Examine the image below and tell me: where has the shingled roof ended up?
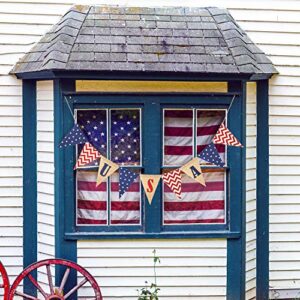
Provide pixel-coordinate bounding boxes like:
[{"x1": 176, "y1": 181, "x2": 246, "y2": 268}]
[{"x1": 11, "y1": 5, "x2": 277, "y2": 78}]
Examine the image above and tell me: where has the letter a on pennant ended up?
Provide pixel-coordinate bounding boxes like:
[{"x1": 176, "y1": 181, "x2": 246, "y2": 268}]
[
  {"x1": 180, "y1": 157, "x2": 206, "y2": 186},
  {"x1": 96, "y1": 156, "x2": 119, "y2": 186},
  {"x1": 140, "y1": 174, "x2": 161, "y2": 205}
]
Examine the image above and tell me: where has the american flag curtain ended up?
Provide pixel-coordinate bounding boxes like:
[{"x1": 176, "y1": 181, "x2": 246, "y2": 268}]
[
  {"x1": 76, "y1": 109, "x2": 141, "y2": 226},
  {"x1": 76, "y1": 108, "x2": 226, "y2": 226},
  {"x1": 77, "y1": 171, "x2": 141, "y2": 225},
  {"x1": 164, "y1": 109, "x2": 225, "y2": 166},
  {"x1": 163, "y1": 109, "x2": 226, "y2": 225},
  {"x1": 77, "y1": 171, "x2": 108, "y2": 225},
  {"x1": 163, "y1": 170, "x2": 225, "y2": 224}
]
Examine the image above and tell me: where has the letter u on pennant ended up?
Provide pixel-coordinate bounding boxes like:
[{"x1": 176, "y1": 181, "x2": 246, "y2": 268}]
[{"x1": 96, "y1": 156, "x2": 119, "y2": 186}]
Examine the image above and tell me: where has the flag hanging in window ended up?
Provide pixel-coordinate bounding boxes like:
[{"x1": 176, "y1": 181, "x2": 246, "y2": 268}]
[
  {"x1": 77, "y1": 170, "x2": 108, "y2": 225},
  {"x1": 163, "y1": 170, "x2": 225, "y2": 224}
]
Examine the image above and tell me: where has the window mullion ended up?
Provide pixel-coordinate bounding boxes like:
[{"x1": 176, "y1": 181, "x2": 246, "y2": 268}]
[
  {"x1": 107, "y1": 109, "x2": 111, "y2": 226},
  {"x1": 143, "y1": 99, "x2": 162, "y2": 233}
]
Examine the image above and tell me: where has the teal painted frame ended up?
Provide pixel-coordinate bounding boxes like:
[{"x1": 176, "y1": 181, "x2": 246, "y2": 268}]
[
  {"x1": 22, "y1": 79, "x2": 37, "y2": 296},
  {"x1": 63, "y1": 93, "x2": 242, "y2": 236},
  {"x1": 53, "y1": 79, "x2": 77, "y2": 291},
  {"x1": 226, "y1": 81, "x2": 247, "y2": 300},
  {"x1": 256, "y1": 80, "x2": 269, "y2": 300}
]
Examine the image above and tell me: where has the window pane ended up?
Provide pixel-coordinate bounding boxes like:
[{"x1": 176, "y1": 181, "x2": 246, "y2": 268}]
[
  {"x1": 163, "y1": 109, "x2": 194, "y2": 166},
  {"x1": 196, "y1": 110, "x2": 226, "y2": 164},
  {"x1": 110, "y1": 109, "x2": 141, "y2": 166},
  {"x1": 110, "y1": 172, "x2": 141, "y2": 225},
  {"x1": 76, "y1": 170, "x2": 108, "y2": 225},
  {"x1": 77, "y1": 109, "x2": 107, "y2": 167},
  {"x1": 163, "y1": 169, "x2": 225, "y2": 225}
]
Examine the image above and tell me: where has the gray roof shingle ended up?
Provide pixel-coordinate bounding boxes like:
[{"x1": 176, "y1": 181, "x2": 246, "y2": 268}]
[{"x1": 11, "y1": 5, "x2": 277, "y2": 77}]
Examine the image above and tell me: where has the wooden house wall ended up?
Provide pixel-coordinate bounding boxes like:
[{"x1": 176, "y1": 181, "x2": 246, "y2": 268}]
[
  {"x1": 0, "y1": 0, "x2": 298, "y2": 298},
  {"x1": 37, "y1": 80, "x2": 55, "y2": 287}
]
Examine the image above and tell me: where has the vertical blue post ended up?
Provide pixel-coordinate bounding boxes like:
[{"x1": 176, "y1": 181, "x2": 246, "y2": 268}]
[
  {"x1": 54, "y1": 79, "x2": 77, "y2": 287},
  {"x1": 22, "y1": 80, "x2": 37, "y2": 296},
  {"x1": 227, "y1": 81, "x2": 246, "y2": 300},
  {"x1": 256, "y1": 80, "x2": 269, "y2": 300},
  {"x1": 143, "y1": 99, "x2": 162, "y2": 233}
]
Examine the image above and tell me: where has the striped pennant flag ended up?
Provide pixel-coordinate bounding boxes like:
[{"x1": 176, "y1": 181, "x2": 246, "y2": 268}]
[
  {"x1": 162, "y1": 169, "x2": 182, "y2": 200},
  {"x1": 213, "y1": 123, "x2": 243, "y2": 147},
  {"x1": 74, "y1": 142, "x2": 101, "y2": 170}
]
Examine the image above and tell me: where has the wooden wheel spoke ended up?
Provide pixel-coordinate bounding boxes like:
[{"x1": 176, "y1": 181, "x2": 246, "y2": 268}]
[
  {"x1": 15, "y1": 290, "x2": 40, "y2": 300},
  {"x1": 10, "y1": 259, "x2": 102, "y2": 300},
  {"x1": 46, "y1": 264, "x2": 54, "y2": 294},
  {"x1": 64, "y1": 278, "x2": 88, "y2": 299},
  {"x1": 58, "y1": 267, "x2": 70, "y2": 293},
  {"x1": 27, "y1": 274, "x2": 48, "y2": 298}
]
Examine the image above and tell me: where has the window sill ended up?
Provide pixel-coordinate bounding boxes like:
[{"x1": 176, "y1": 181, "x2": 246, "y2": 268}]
[{"x1": 65, "y1": 231, "x2": 240, "y2": 240}]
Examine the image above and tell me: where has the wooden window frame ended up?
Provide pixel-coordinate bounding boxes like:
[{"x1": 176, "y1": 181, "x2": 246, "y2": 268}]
[{"x1": 63, "y1": 92, "x2": 244, "y2": 239}]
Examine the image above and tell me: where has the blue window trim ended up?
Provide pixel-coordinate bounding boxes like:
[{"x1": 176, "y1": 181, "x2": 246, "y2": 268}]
[
  {"x1": 22, "y1": 79, "x2": 37, "y2": 296},
  {"x1": 54, "y1": 79, "x2": 77, "y2": 292},
  {"x1": 62, "y1": 92, "x2": 244, "y2": 239},
  {"x1": 227, "y1": 81, "x2": 246, "y2": 300},
  {"x1": 256, "y1": 80, "x2": 270, "y2": 300}
]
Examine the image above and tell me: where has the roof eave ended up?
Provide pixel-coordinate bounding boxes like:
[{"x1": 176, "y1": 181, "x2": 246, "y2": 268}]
[{"x1": 12, "y1": 69, "x2": 275, "y2": 81}]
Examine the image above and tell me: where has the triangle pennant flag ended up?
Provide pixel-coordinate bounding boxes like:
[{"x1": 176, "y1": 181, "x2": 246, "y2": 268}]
[
  {"x1": 213, "y1": 123, "x2": 243, "y2": 147},
  {"x1": 74, "y1": 142, "x2": 101, "y2": 170},
  {"x1": 119, "y1": 167, "x2": 139, "y2": 199},
  {"x1": 96, "y1": 156, "x2": 119, "y2": 186},
  {"x1": 198, "y1": 143, "x2": 225, "y2": 168},
  {"x1": 59, "y1": 124, "x2": 87, "y2": 148},
  {"x1": 180, "y1": 157, "x2": 206, "y2": 186},
  {"x1": 162, "y1": 169, "x2": 182, "y2": 200},
  {"x1": 140, "y1": 174, "x2": 161, "y2": 205}
]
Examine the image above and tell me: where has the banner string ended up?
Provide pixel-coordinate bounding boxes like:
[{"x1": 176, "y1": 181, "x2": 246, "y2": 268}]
[
  {"x1": 224, "y1": 94, "x2": 236, "y2": 123},
  {"x1": 64, "y1": 96, "x2": 76, "y2": 121}
]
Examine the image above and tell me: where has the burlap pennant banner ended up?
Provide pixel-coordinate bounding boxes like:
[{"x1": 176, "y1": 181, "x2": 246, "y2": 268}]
[
  {"x1": 162, "y1": 169, "x2": 182, "y2": 200},
  {"x1": 140, "y1": 174, "x2": 161, "y2": 205},
  {"x1": 59, "y1": 124, "x2": 87, "y2": 148},
  {"x1": 74, "y1": 142, "x2": 101, "y2": 170},
  {"x1": 213, "y1": 123, "x2": 243, "y2": 147},
  {"x1": 96, "y1": 156, "x2": 119, "y2": 186},
  {"x1": 180, "y1": 157, "x2": 206, "y2": 186}
]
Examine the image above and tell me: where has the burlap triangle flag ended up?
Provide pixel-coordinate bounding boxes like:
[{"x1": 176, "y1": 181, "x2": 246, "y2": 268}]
[
  {"x1": 140, "y1": 174, "x2": 161, "y2": 205},
  {"x1": 213, "y1": 123, "x2": 243, "y2": 147},
  {"x1": 96, "y1": 156, "x2": 119, "y2": 186},
  {"x1": 180, "y1": 157, "x2": 206, "y2": 186}
]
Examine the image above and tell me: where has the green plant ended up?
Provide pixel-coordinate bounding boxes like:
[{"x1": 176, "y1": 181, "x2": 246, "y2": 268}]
[{"x1": 137, "y1": 249, "x2": 161, "y2": 300}]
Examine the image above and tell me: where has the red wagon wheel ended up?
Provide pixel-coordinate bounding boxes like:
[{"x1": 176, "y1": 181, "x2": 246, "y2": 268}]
[
  {"x1": 0, "y1": 260, "x2": 10, "y2": 300},
  {"x1": 9, "y1": 259, "x2": 102, "y2": 300}
]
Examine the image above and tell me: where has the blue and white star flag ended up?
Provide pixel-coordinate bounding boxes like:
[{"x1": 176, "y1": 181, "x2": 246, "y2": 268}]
[
  {"x1": 198, "y1": 142, "x2": 225, "y2": 168},
  {"x1": 111, "y1": 110, "x2": 140, "y2": 165},
  {"x1": 59, "y1": 124, "x2": 87, "y2": 148},
  {"x1": 119, "y1": 167, "x2": 139, "y2": 199},
  {"x1": 77, "y1": 110, "x2": 107, "y2": 154}
]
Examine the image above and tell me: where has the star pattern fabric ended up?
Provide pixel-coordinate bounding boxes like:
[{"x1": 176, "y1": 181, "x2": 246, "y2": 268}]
[
  {"x1": 59, "y1": 124, "x2": 87, "y2": 148},
  {"x1": 198, "y1": 142, "x2": 225, "y2": 167},
  {"x1": 119, "y1": 167, "x2": 139, "y2": 199},
  {"x1": 77, "y1": 110, "x2": 107, "y2": 155},
  {"x1": 110, "y1": 110, "x2": 140, "y2": 165}
]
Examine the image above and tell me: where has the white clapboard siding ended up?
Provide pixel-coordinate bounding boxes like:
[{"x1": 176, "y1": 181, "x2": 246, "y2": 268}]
[
  {"x1": 245, "y1": 83, "x2": 257, "y2": 300},
  {"x1": 37, "y1": 80, "x2": 55, "y2": 290},
  {"x1": 77, "y1": 239, "x2": 227, "y2": 300},
  {"x1": 229, "y1": 6, "x2": 300, "y2": 297},
  {"x1": 0, "y1": 74, "x2": 23, "y2": 286}
]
